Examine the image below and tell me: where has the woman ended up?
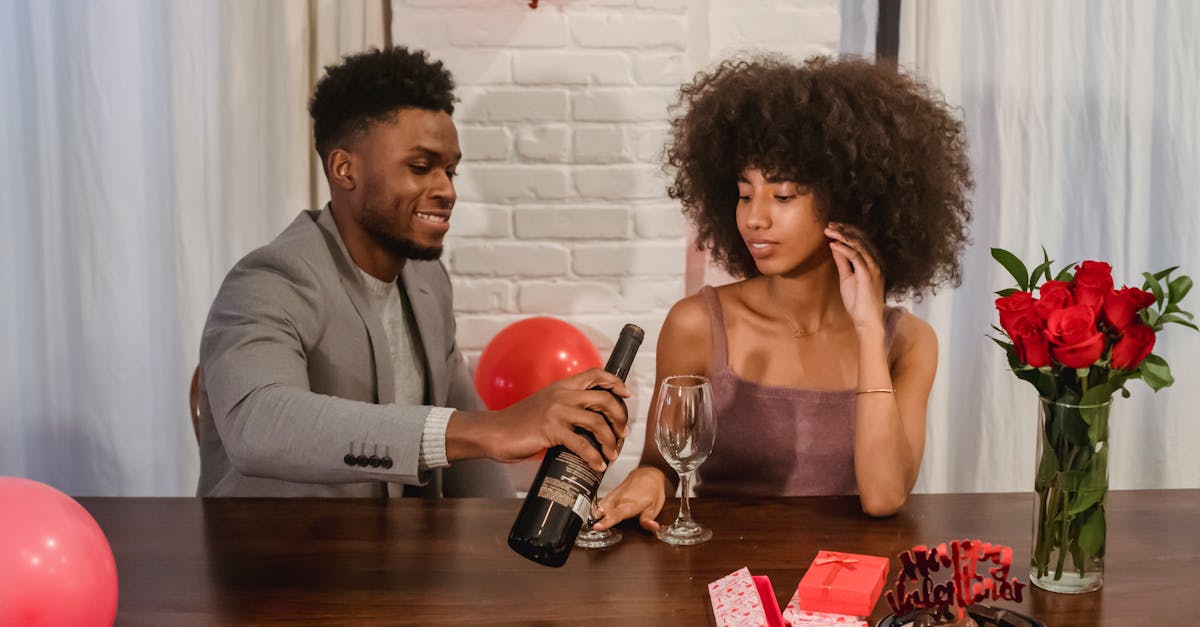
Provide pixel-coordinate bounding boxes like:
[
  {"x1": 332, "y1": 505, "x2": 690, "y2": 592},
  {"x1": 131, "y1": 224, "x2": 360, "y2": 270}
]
[{"x1": 594, "y1": 55, "x2": 973, "y2": 527}]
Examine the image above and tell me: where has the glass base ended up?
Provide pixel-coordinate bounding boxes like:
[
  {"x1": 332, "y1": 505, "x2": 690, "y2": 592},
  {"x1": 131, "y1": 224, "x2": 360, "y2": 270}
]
[
  {"x1": 1029, "y1": 567, "x2": 1102, "y2": 594},
  {"x1": 575, "y1": 528, "x2": 621, "y2": 549},
  {"x1": 655, "y1": 520, "x2": 712, "y2": 546}
]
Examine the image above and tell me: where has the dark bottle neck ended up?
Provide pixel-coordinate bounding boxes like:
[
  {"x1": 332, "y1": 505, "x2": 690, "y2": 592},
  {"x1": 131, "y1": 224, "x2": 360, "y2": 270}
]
[{"x1": 603, "y1": 324, "x2": 644, "y2": 381}]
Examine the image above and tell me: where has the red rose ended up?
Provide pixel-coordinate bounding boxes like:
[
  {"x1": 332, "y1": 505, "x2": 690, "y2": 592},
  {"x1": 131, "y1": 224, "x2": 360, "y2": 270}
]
[
  {"x1": 1010, "y1": 314, "x2": 1051, "y2": 367},
  {"x1": 1102, "y1": 286, "x2": 1157, "y2": 332},
  {"x1": 1046, "y1": 304, "x2": 1100, "y2": 345},
  {"x1": 1046, "y1": 304, "x2": 1106, "y2": 368},
  {"x1": 1073, "y1": 261, "x2": 1114, "y2": 310},
  {"x1": 1034, "y1": 280, "x2": 1075, "y2": 320},
  {"x1": 996, "y1": 291, "x2": 1036, "y2": 335},
  {"x1": 1110, "y1": 322, "x2": 1157, "y2": 370}
]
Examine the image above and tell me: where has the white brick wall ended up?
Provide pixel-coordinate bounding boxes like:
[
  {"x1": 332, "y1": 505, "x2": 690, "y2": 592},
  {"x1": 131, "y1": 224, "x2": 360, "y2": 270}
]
[
  {"x1": 391, "y1": 0, "x2": 839, "y2": 493},
  {"x1": 513, "y1": 206, "x2": 630, "y2": 239},
  {"x1": 709, "y1": 0, "x2": 842, "y2": 62},
  {"x1": 514, "y1": 125, "x2": 571, "y2": 162}
]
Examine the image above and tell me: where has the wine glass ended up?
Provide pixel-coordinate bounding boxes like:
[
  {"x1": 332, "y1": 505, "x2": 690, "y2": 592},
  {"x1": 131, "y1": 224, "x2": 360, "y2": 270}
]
[
  {"x1": 576, "y1": 410, "x2": 636, "y2": 549},
  {"x1": 574, "y1": 498, "x2": 621, "y2": 548},
  {"x1": 654, "y1": 375, "x2": 716, "y2": 545}
]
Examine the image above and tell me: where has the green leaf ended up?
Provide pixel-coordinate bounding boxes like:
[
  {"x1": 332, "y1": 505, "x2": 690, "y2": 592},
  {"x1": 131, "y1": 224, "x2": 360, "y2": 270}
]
[
  {"x1": 1035, "y1": 444, "x2": 1060, "y2": 491},
  {"x1": 992, "y1": 247, "x2": 1030, "y2": 291},
  {"x1": 1139, "y1": 354, "x2": 1175, "y2": 391},
  {"x1": 1168, "y1": 276, "x2": 1193, "y2": 304},
  {"x1": 1084, "y1": 446, "x2": 1108, "y2": 493},
  {"x1": 1029, "y1": 259, "x2": 1054, "y2": 289},
  {"x1": 1080, "y1": 378, "x2": 1118, "y2": 408},
  {"x1": 1054, "y1": 262, "x2": 1077, "y2": 282},
  {"x1": 1069, "y1": 533, "x2": 1087, "y2": 575},
  {"x1": 1153, "y1": 265, "x2": 1180, "y2": 281},
  {"x1": 1068, "y1": 490, "x2": 1103, "y2": 516},
  {"x1": 991, "y1": 337, "x2": 1015, "y2": 351},
  {"x1": 995, "y1": 288, "x2": 1019, "y2": 297},
  {"x1": 1163, "y1": 303, "x2": 1196, "y2": 319},
  {"x1": 1087, "y1": 414, "x2": 1108, "y2": 454},
  {"x1": 1080, "y1": 388, "x2": 1113, "y2": 444},
  {"x1": 1142, "y1": 272, "x2": 1165, "y2": 304},
  {"x1": 1157, "y1": 314, "x2": 1200, "y2": 331},
  {"x1": 1016, "y1": 367, "x2": 1056, "y2": 399},
  {"x1": 1059, "y1": 407, "x2": 1091, "y2": 448},
  {"x1": 1077, "y1": 507, "x2": 1107, "y2": 557},
  {"x1": 1163, "y1": 305, "x2": 1195, "y2": 319}
]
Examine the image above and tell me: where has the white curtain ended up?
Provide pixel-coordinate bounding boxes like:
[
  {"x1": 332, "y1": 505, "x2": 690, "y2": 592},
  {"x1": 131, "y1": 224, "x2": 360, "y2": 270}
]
[
  {"x1": 838, "y1": 0, "x2": 877, "y2": 60},
  {"x1": 0, "y1": 0, "x2": 386, "y2": 496},
  {"x1": 901, "y1": 0, "x2": 1200, "y2": 493}
]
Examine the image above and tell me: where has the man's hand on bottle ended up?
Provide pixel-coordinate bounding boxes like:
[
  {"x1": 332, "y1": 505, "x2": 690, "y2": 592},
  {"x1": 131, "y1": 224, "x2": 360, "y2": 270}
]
[{"x1": 447, "y1": 368, "x2": 630, "y2": 472}]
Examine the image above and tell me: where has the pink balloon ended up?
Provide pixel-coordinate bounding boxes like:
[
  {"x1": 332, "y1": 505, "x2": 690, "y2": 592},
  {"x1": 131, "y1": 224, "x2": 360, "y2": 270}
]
[{"x1": 0, "y1": 477, "x2": 118, "y2": 627}]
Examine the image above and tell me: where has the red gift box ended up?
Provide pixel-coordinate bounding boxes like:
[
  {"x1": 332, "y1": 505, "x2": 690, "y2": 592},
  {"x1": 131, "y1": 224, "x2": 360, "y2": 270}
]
[{"x1": 796, "y1": 551, "x2": 889, "y2": 617}]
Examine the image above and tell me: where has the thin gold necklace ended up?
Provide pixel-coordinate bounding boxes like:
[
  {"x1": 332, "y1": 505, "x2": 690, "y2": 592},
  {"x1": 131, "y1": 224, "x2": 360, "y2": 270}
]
[
  {"x1": 764, "y1": 282, "x2": 848, "y2": 339},
  {"x1": 782, "y1": 313, "x2": 818, "y2": 339},
  {"x1": 779, "y1": 309, "x2": 851, "y2": 339}
]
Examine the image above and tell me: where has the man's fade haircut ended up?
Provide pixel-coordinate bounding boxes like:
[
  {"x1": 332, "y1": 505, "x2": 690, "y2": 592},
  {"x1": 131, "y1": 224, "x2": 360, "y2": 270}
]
[{"x1": 308, "y1": 46, "x2": 457, "y2": 168}]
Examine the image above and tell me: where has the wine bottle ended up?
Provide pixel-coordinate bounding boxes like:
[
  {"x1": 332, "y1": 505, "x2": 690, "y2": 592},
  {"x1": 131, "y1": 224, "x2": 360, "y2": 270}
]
[{"x1": 507, "y1": 323, "x2": 644, "y2": 567}]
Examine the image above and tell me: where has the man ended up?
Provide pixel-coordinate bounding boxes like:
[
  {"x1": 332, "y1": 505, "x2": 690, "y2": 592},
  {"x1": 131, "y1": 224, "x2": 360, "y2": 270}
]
[{"x1": 196, "y1": 47, "x2": 627, "y2": 497}]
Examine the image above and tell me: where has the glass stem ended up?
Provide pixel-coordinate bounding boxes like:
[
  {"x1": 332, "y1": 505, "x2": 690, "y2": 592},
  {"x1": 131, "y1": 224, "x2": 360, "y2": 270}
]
[{"x1": 676, "y1": 471, "x2": 694, "y2": 525}]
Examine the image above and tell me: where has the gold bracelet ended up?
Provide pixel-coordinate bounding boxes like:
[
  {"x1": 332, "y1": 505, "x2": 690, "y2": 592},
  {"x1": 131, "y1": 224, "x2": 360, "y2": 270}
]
[{"x1": 856, "y1": 388, "x2": 895, "y2": 395}]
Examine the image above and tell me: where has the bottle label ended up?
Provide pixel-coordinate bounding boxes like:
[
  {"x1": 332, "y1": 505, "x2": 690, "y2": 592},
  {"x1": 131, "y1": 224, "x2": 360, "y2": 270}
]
[
  {"x1": 534, "y1": 449, "x2": 601, "y2": 522},
  {"x1": 572, "y1": 493, "x2": 591, "y2": 521}
]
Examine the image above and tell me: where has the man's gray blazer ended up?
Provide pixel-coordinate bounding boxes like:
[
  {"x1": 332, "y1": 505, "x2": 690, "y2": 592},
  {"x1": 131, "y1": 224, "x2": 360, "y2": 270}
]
[{"x1": 197, "y1": 206, "x2": 510, "y2": 497}]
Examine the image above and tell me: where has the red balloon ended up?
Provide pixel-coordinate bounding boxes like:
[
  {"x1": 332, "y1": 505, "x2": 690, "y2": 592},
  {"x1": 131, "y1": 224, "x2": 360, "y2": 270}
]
[
  {"x1": 475, "y1": 317, "x2": 602, "y2": 410},
  {"x1": 0, "y1": 477, "x2": 118, "y2": 627}
]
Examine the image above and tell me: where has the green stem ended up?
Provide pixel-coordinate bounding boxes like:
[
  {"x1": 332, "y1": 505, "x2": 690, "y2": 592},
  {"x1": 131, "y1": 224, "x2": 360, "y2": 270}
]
[
  {"x1": 1054, "y1": 494, "x2": 1070, "y2": 580},
  {"x1": 1052, "y1": 446, "x2": 1079, "y2": 580},
  {"x1": 1034, "y1": 488, "x2": 1048, "y2": 576},
  {"x1": 1039, "y1": 478, "x2": 1060, "y2": 577}
]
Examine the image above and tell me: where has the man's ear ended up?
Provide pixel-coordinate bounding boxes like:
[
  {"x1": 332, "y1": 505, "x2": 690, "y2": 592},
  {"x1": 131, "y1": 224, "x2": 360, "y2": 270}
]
[{"x1": 327, "y1": 149, "x2": 356, "y2": 191}]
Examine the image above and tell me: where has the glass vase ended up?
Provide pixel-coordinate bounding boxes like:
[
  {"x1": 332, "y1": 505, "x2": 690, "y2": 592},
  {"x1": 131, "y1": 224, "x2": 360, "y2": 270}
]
[{"x1": 1030, "y1": 395, "x2": 1111, "y2": 594}]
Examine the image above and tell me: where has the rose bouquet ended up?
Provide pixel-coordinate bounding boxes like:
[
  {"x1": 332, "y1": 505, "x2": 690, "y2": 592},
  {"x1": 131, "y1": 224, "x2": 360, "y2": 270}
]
[{"x1": 991, "y1": 247, "x2": 1195, "y2": 592}]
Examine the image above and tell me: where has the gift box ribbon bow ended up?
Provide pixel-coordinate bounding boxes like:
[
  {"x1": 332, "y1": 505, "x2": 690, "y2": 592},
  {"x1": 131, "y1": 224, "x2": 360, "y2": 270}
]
[{"x1": 814, "y1": 554, "x2": 859, "y2": 592}]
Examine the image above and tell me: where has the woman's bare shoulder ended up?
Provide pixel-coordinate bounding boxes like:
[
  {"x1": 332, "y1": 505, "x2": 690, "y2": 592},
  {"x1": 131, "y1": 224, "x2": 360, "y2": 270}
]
[
  {"x1": 662, "y1": 290, "x2": 711, "y2": 342},
  {"x1": 889, "y1": 307, "x2": 938, "y2": 362}
]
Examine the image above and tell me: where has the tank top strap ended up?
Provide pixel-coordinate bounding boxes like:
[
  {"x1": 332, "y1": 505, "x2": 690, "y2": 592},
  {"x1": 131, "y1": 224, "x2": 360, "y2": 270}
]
[{"x1": 699, "y1": 286, "x2": 730, "y2": 369}]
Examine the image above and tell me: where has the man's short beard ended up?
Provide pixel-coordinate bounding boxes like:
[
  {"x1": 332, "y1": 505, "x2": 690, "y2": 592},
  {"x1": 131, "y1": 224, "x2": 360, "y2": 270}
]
[
  {"x1": 371, "y1": 229, "x2": 443, "y2": 261},
  {"x1": 359, "y1": 198, "x2": 443, "y2": 261}
]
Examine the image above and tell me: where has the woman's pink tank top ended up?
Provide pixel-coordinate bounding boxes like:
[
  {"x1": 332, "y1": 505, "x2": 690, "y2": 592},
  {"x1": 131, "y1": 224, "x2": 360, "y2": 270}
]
[{"x1": 695, "y1": 286, "x2": 902, "y2": 497}]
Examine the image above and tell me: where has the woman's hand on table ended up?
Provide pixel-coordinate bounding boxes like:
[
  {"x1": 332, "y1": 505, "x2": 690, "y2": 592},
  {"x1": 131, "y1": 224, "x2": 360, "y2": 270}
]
[{"x1": 590, "y1": 466, "x2": 669, "y2": 533}]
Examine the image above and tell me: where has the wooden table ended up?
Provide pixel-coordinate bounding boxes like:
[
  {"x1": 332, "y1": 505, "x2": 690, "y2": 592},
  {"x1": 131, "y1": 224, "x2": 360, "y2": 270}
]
[{"x1": 81, "y1": 490, "x2": 1197, "y2": 626}]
